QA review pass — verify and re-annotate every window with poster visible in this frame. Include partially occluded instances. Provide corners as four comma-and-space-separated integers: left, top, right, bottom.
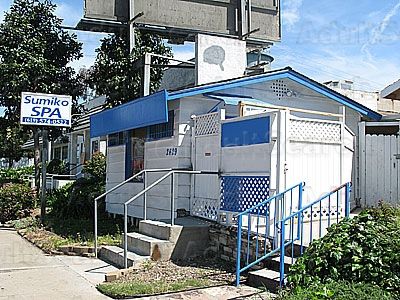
91, 140, 99, 154
126, 128, 146, 181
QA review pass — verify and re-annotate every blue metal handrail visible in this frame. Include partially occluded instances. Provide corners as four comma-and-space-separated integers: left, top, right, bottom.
278, 182, 351, 287
235, 182, 305, 286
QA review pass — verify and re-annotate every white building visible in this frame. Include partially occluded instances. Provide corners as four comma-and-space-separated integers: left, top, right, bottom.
90, 67, 381, 223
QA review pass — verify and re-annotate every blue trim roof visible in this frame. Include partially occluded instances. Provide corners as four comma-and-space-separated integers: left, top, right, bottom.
169, 68, 382, 121
90, 68, 382, 137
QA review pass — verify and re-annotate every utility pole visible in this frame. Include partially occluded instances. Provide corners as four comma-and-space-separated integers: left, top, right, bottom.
40, 128, 49, 224
33, 128, 41, 193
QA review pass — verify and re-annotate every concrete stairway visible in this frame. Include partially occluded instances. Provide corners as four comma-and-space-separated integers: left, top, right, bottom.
247, 242, 306, 292
99, 217, 210, 268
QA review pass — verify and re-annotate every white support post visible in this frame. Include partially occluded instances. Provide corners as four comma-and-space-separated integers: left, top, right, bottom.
358, 122, 366, 207
339, 107, 346, 187
276, 110, 287, 194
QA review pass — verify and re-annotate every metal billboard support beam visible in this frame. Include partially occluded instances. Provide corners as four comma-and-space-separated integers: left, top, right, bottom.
142, 53, 151, 97
129, 0, 136, 53
238, 0, 247, 39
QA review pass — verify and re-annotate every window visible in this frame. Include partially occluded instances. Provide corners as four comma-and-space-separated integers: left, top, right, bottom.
147, 110, 175, 141
92, 140, 99, 154
126, 128, 146, 180
108, 132, 125, 147
61, 146, 68, 161
131, 138, 145, 174
53, 147, 61, 160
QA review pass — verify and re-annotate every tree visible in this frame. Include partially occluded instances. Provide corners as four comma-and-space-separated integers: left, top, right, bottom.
0, 119, 31, 168
0, 0, 83, 183
0, 0, 83, 121
87, 31, 172, 107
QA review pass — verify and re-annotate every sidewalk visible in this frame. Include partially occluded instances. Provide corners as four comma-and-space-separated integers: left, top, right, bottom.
0, 228, 113, 299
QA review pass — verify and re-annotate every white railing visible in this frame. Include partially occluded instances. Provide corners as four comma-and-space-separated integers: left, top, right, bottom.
122, 169, 219, 268
93, 168, 172, 257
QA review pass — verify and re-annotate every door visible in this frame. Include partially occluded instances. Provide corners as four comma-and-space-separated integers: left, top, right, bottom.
363, 134, 399, 206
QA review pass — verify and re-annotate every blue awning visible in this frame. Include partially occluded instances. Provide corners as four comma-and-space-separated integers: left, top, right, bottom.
90, 90, 168, 138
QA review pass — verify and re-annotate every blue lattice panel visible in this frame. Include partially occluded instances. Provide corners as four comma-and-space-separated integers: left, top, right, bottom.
220, 176, 270, 214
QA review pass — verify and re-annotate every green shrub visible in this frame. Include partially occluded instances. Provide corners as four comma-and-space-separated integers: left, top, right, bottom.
49, 178, 105, 219
280, 281, 394, 300
0, 166, 34, 184
82, 152, 106, 181
47, 159, 69, 175
287, 205, 400, 297
0, 183, 36, 223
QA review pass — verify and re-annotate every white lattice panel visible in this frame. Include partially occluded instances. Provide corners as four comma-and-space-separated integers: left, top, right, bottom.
195, 112, 220, 136
289, 119, 341, 143
191, 198, 219, 221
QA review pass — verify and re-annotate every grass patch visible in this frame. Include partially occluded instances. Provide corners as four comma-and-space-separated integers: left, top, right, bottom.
13, 215, 126, 252
96, 259, 235, 298
98, 278, 210, 298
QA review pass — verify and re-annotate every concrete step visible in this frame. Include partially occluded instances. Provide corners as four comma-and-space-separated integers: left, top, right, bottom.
265, 256, 296, 273
281, 241, 308, 257
99, 245, 149, 268
247, 269, 281, 293
139, 220, 183, 243
125, 232, 174, 261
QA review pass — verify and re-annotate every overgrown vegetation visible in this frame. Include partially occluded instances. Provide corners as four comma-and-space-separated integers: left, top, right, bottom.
0, 165, 34, 183
97, 258, 235, 298
98, 279, 209, 298
280, 281, 394, 300
49, 153, 106, 219
286, 204, 400, 298
47, 159, 69, 175
13, 216, 122, 252
0, 183, 36, 223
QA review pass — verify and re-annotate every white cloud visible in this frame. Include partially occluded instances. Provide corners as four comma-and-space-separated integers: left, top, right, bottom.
272, 45, 399, 91
361, 0, 400, 61
54, 2, 82, 27
171, 43, 195, 62
282, 0, 304, 29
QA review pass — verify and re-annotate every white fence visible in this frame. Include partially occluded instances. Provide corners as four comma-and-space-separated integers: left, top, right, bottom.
359, 123, 400, 207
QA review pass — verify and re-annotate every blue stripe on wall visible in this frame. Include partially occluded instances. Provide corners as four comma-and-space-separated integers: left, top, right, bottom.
221, 116, 270, 147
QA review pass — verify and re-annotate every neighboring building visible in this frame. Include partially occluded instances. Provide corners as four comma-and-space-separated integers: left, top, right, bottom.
380, 79, 400, 114
324, 80, 380, 112
325, 79, 400, 115
69, 95, 107, 175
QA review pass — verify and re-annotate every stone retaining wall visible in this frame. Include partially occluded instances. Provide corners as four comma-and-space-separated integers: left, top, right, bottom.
208, 224, 272, 267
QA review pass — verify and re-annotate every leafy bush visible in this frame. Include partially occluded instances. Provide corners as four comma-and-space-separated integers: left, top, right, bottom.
281, 281, 394, 300
0, 183, 37, 223
0, 166, 34, 184
82, 152, 106, 181
47, 159, 69, 175
287, 205, 400, 297
49, 178, 105, 219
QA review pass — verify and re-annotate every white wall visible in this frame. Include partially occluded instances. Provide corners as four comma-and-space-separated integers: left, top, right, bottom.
105, 98, 219, 220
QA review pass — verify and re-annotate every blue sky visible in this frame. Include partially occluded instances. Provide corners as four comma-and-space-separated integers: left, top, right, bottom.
1, 0, 400, 92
